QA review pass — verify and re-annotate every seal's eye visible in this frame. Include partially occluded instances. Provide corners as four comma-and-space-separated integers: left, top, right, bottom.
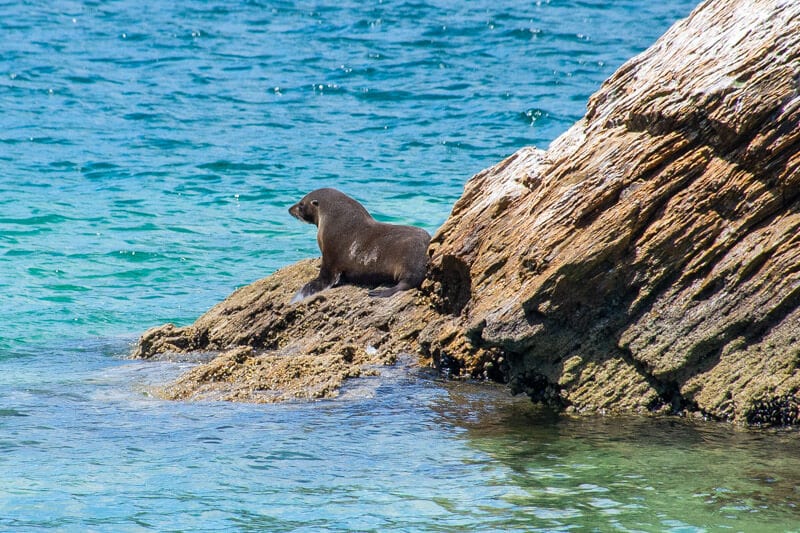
311, 200, 319, 207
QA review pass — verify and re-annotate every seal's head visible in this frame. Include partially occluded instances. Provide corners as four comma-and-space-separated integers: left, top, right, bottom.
288, 193, 320, 225
289, 188, 369, 227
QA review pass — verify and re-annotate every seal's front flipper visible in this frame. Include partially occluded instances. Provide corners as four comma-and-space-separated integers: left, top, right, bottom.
290, 286, 311, 304
290, 270, 341, 304
291, 277, 328, 303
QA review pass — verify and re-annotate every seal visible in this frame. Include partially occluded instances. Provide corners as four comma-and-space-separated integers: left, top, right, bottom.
289, 188, 431, 303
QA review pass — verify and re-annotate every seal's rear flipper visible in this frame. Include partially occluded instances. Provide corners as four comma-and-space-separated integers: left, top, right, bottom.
368, 280, 413, 298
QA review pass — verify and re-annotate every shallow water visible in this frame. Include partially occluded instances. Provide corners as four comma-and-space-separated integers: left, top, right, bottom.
2, 0, 799, 530
3, 347, 800, 531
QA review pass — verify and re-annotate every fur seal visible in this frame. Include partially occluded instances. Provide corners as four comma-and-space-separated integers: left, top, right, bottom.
289, 188, 430, 303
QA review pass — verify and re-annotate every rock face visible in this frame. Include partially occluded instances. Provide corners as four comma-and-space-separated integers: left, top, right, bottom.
134, 0, 800, 426
421, 0, 800, 426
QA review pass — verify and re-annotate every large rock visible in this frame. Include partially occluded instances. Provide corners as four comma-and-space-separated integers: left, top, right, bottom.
422, 0, 800, 426
134, 0, 800, 426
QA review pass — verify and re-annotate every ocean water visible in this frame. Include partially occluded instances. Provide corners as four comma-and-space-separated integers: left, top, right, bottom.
2, 0, 798, 530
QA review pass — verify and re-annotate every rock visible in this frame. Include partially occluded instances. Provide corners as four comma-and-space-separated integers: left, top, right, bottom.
133, 0, 800, 426
134, 259, 434, 402
421, 0, 800, 426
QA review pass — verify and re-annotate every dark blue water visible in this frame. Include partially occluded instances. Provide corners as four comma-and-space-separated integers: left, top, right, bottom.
3, 0, 799, 530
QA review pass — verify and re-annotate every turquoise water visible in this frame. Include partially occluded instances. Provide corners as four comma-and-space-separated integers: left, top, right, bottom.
2, 0, 798, 530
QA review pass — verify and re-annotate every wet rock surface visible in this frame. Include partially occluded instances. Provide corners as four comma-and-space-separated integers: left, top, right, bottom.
134, 0, 800, 426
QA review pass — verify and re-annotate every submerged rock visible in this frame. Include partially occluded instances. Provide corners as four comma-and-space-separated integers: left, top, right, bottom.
134, 0, 800, 426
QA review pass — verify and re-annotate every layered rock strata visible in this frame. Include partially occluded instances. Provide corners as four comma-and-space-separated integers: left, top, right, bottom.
134, 0, 800, 425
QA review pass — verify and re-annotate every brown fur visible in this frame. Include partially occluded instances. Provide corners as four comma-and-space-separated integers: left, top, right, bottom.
289, 188, 430, 302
